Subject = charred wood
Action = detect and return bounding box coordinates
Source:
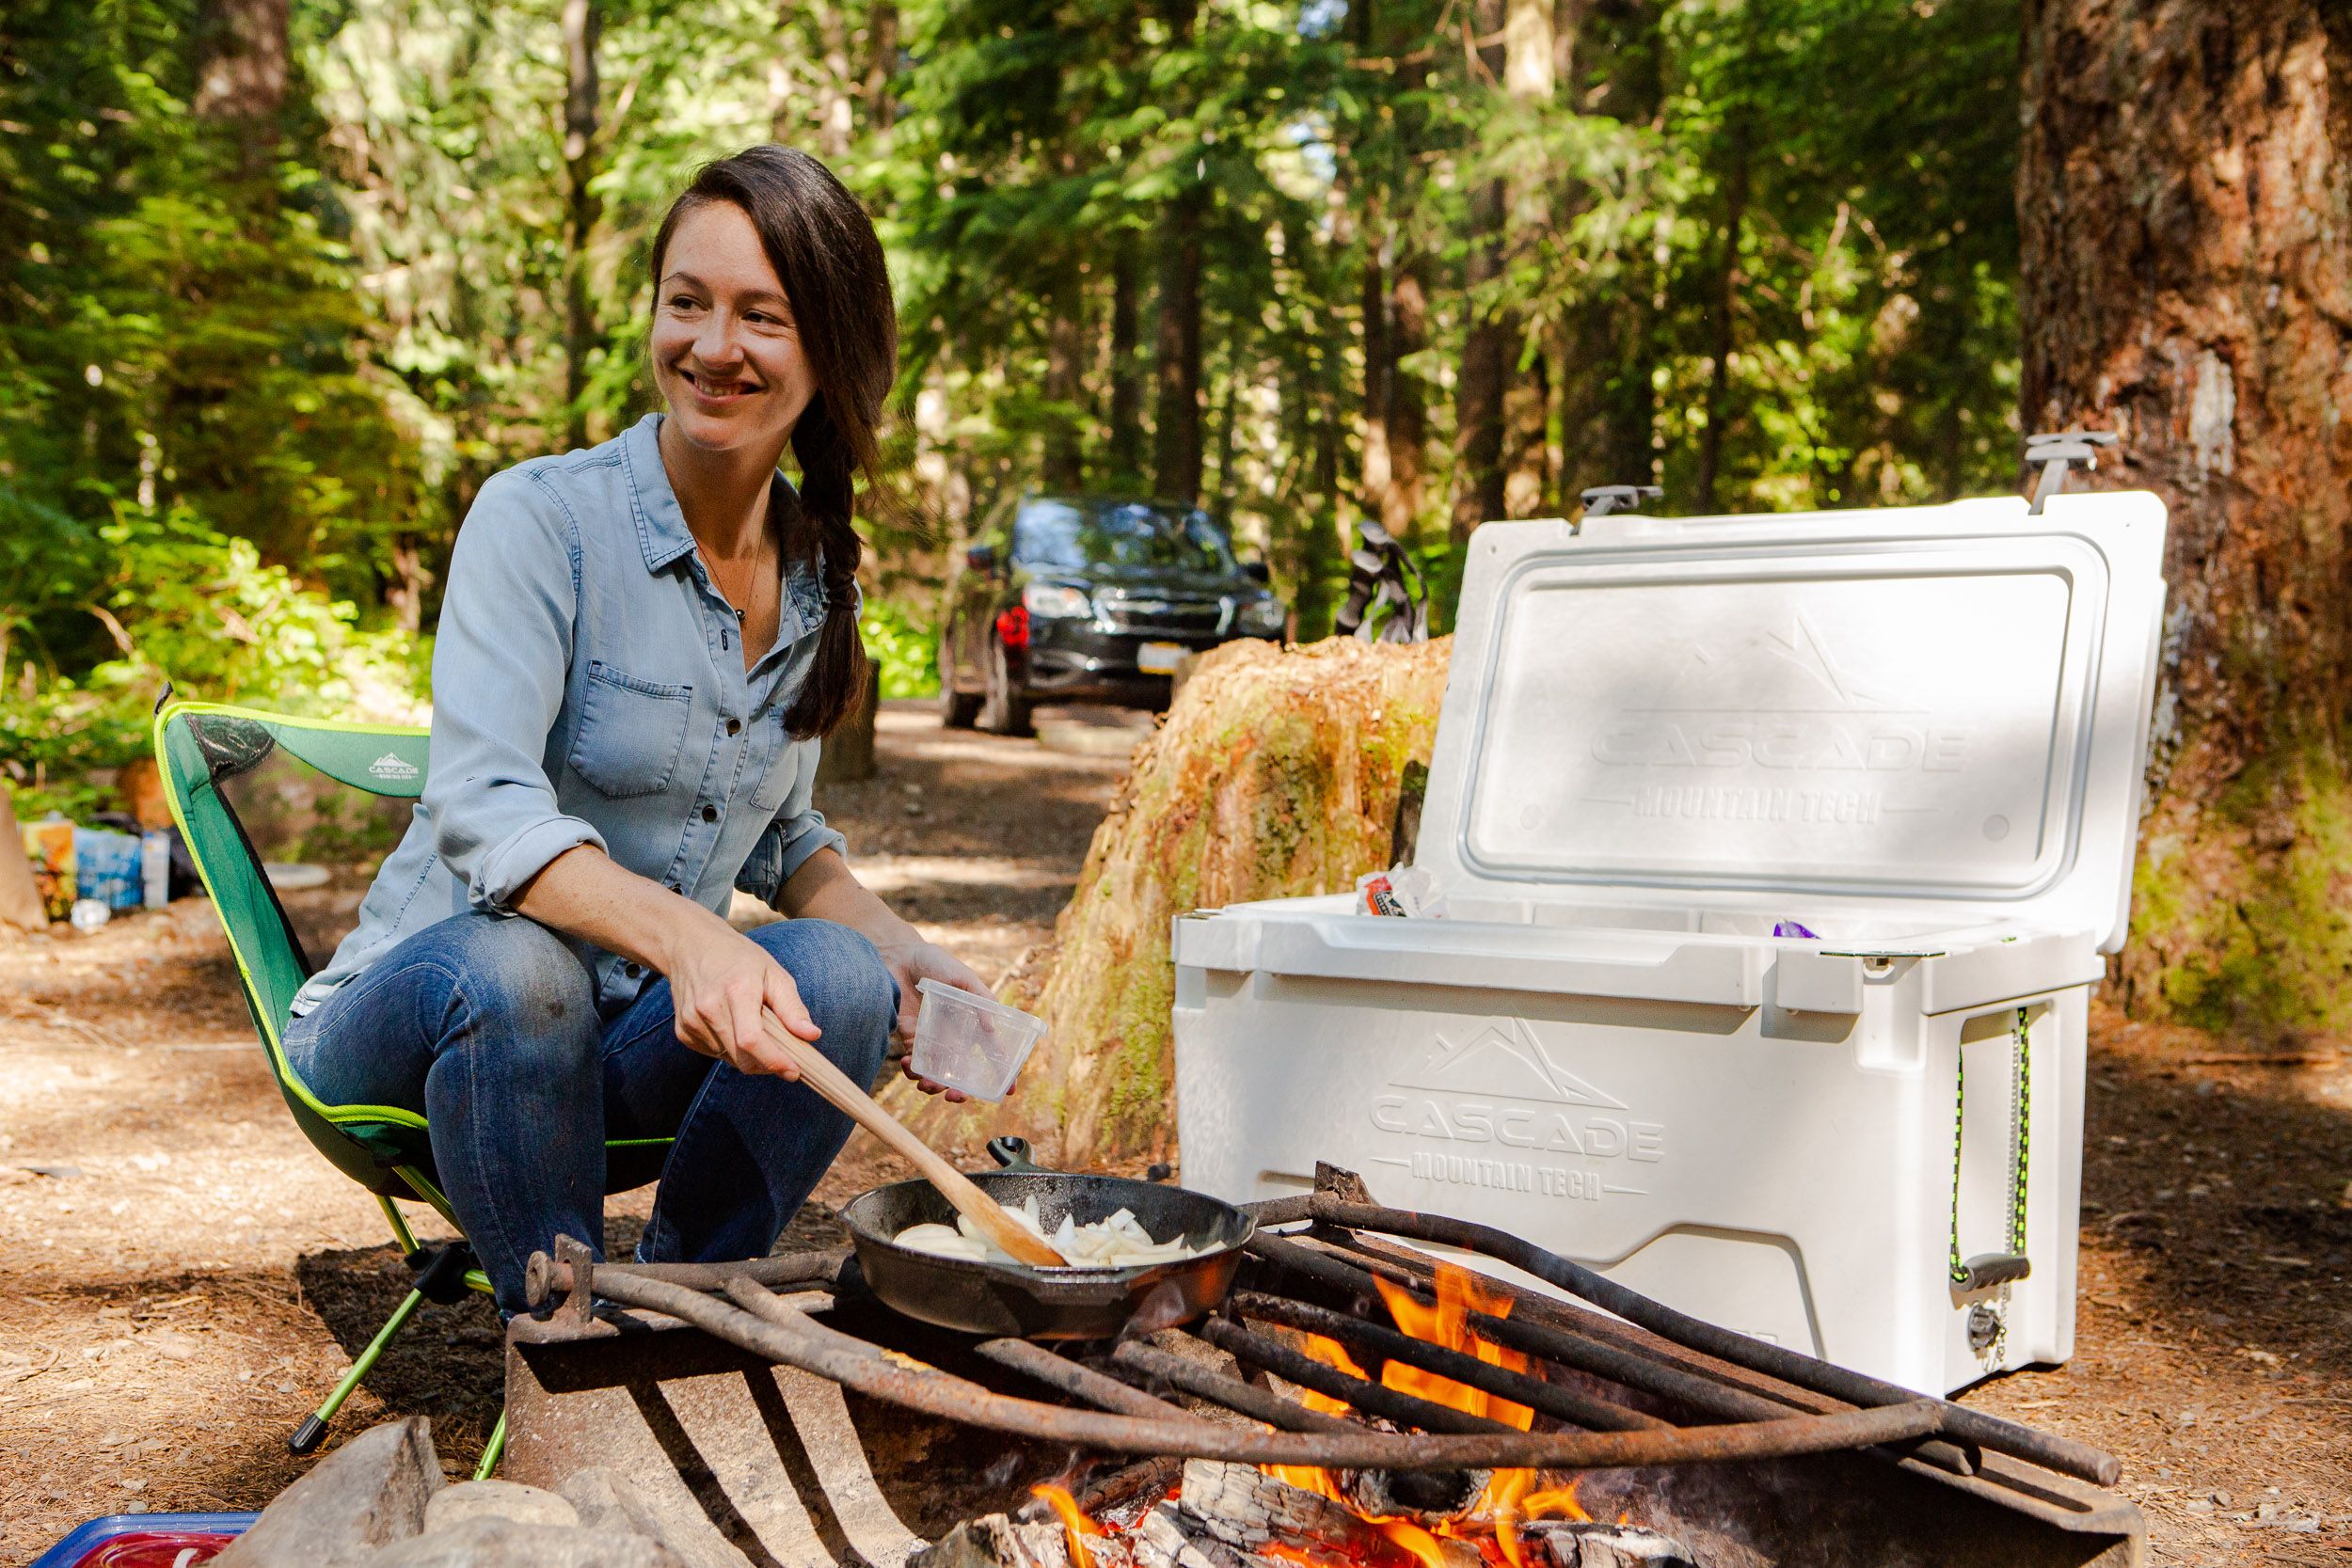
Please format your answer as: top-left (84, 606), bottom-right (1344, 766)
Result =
top-left (1177, 1461), bottom-right (1481, 1568)
top-left (1521, 1521), bottom-right (1696, 1568)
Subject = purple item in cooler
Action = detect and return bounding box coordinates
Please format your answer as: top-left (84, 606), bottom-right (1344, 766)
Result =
top-left (1772, 919), bottom-right (1820, 940)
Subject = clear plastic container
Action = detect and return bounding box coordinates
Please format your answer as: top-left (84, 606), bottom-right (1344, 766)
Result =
top-left (908, 979), bottom-right (1047, 1101)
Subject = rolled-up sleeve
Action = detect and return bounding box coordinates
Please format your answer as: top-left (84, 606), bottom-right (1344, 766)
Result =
top-left (733, 736), bottom-right (848, 906)
top-left (422, 470), bottom-right (607, 915)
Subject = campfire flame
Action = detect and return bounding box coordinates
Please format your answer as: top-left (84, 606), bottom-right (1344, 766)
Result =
top-left (1033, 1483), bottom-right (1105, 1568)
top-left (1257, 1264), bottom-right (1588, 1568)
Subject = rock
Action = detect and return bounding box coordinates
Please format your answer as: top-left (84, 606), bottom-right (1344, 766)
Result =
top-left (560, 1466), bottom-right (752, 1568)
top-left (364, 1515), bottom-right (683, 1568)
top-left (214, 1417), bottom-right (441, 1567)
top-left (424, 1480), bottom-right (580, 1533)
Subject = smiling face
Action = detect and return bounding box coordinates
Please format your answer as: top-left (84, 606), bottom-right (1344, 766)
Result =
top-left (649, 199), bottom-right (817, 457)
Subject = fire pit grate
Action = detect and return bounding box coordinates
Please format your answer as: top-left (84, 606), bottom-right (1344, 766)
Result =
top-left (504, 1168), bottom-right (2144, 1568)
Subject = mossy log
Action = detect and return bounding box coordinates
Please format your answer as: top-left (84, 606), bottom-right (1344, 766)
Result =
top-left (892, 636), bottom-right (1450, 1164)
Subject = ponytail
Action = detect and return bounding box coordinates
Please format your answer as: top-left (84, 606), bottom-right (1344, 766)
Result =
top-left (785, 398), bottom-right (870, 739)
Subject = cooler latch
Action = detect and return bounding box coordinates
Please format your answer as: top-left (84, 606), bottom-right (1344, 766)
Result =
top-left (2025, 430), bottom-right (2118, 515)
top-left (1580, 483), bottom-right (1663, 518)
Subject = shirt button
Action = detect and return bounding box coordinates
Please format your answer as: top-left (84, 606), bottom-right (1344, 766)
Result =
top-left (665, 881), bottom-right (682, 895)
top-left (623, 962), bottom-right (643, 979)
top-left (726, 719), bottom-right (741, 736)
top-left (701, 804), bottom-right (718, 823)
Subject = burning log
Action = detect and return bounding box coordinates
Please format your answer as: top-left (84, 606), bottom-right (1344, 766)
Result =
top-left (1330, 1467), bottom-right (1491, 1523)
top-left (1519, 1522), bottom-right (1697, 1568)
top-left (915, 1513), bottom-right (1138, 1568)
top-left (1178, 1461), bottom-right (1484, 1568)
top-left (1132, 1503), bottom-right (1276, 1568)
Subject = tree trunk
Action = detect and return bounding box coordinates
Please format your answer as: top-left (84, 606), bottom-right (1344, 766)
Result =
top-left (1503, 348), bottom-right (1549, 516)
top-left (1359, 206), bottom-right (1393, 528)
top-left (1502, 0), bottom-right (1557, 517)
top-left (192, 0), bottom-right (289, 126)
top-left (1451, 0), bottom-right (1512, 544)
top-left (1692, 118), bottom-right (1747, 513)
top-left (1108, 239), bottom-right (1146, 486)
top-left (1381, 257), bottom-right (1431, 544)
top-left (815, 2), bottom-right (855, 158)
top-left (1151, 0), bottom-right (1206, 505)
top-left (2020, 0), bottom-right (2352, 1028)
top-left (192, 0), bottom-right (288, 184)
top-left (1044, 263), bottom-right (1086, 490)
top-left (1153, 197), bottom-right (1204, 504)
top-left (865, 2), bottom-right (900, 131)
top-left (562, 0), bottom-right (603, 452)
top-left (961, 638), bottom-right (1453, 1163)
top-left (1452, 183), bottom-right (1509, 540)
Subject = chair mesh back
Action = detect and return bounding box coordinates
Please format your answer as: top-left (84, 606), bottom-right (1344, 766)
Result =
top-left (155, 706), bottom-right (428, 1045)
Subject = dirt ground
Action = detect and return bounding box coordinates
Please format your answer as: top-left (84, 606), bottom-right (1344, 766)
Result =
top-left (1, 701), bottom-right (2348, 1563)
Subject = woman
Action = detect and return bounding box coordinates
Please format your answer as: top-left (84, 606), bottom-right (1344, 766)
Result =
top-left (283, 146), bottom-right (983, 1317)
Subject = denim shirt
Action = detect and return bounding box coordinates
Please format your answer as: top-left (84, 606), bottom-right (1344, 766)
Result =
top-left (293, 412), bottom-right (850, 1019)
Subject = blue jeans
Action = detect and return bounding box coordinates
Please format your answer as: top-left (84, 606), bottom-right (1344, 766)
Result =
top-left (281, 911), bottom-right (897, 1316)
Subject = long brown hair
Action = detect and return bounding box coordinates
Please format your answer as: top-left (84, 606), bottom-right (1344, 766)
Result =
top-left (649, 145), bottom-right (893, 739)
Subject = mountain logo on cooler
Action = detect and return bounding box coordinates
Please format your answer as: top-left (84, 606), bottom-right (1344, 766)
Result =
top-left (1389, 1019), bottom-right (1625, 1109)
top-left (368, 752), bottom-right (421, 781)
top-left (1591, 608), bottom-right (1970, 778)
top-left (1653, 610), bottom-right (1907, 716)
top-left (1372, 1018), bottom-right (1664, 1177)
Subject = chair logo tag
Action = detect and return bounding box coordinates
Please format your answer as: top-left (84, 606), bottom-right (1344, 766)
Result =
top-left (369, 752), bottom-right (421, 781)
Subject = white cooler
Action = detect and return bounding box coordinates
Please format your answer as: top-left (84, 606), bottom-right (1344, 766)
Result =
top-left (1172, 490), bottom-right (2169, 1395)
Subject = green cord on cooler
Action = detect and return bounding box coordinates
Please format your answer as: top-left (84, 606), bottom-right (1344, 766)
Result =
top-left (1949, 1006), bottom-right (2032, 1285)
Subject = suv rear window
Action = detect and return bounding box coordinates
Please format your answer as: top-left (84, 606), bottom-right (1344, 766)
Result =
top-left (1012, 499), bottom-right (1238, 574)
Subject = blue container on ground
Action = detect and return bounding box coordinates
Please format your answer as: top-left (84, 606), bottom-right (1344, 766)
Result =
top-left (27, 1512), bottom-right (257, 1568)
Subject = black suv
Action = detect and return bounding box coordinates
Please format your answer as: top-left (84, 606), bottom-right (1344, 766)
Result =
top-left (938, 496), bottom-right (1286, 735)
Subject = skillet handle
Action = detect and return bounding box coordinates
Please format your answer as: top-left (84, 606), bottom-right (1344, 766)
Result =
top-left (988, 1136), bottom-right (1041, 1172)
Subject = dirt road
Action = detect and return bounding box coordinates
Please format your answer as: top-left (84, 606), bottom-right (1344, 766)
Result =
top-left (1, 703), bottom-right (2347, 1563)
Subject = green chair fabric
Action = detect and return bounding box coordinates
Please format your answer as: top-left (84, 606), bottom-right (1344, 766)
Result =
top-left (151, 699), bottom-right (672, 1226)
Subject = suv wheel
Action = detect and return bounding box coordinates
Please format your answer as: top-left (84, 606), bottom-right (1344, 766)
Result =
top-left (978, 642), bottom-right (1035, 737)
top-left (938, 638), bottom-right (980, 729)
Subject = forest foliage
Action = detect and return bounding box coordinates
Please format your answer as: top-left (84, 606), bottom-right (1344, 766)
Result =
top-left (1, 0), bottom-right (2024, 812)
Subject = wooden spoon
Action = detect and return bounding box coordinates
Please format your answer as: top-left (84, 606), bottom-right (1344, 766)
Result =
top-left (761, 1012), bottom-right (1070, 1267)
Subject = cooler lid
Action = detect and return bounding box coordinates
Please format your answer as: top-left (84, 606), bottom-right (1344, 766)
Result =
top-left (1416, 491), bottom-right (2169, 951)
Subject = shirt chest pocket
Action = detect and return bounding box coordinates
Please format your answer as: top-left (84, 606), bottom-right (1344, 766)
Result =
top-left (747, 712), bottom-right (800, 816)
top-left (569, 660), bottom-right (695, 800)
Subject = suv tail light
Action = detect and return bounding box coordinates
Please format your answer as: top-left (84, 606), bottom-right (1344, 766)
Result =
top-left (995, 606), bottom-right (1030, 648)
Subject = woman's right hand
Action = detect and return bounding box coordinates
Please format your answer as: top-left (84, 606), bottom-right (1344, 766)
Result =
top-left (660, 907), bottom-right (819, 1076)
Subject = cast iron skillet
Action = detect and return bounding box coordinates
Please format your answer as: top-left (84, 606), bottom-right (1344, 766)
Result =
top-left (838, 1138), bottom-right (1255, 1339)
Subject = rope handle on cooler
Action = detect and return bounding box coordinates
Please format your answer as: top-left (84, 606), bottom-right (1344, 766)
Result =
top-left (1948, 1006), bottom-right (2033, 1292)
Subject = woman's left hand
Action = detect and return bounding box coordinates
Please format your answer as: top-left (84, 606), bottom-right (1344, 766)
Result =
top-left (877, 939), bottom-right (990, 1101)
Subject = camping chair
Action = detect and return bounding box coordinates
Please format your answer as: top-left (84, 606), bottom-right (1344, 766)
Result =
top-left (151, 698), bottom-right (673, 1467)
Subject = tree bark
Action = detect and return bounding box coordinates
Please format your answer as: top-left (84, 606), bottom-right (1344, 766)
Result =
top-left (1381, 256), bottom-right (1431, 544)
top-left (1108, 238), bottom-right (1146, 486)
top-left (1153, 195), bottom-right (1205, 503)
top-left (1503, 349), bottom-right (1549, 516)
top-left (1044, 262), bottom-right (1086, 490)
top-left (192, 0), bottom-right (289, 125)
top-left (1451, 0), bottom-right (1512, 543)
top-left (814, 2), bottom-right (855, 158)
top-left (1502, 0), bottom-right (1557, 516)
top-left (2020, 0), bottom-right (2352, 1026)
top-left (192, 0), bottom-right (288, 182)
top-left (1359, 207), bottom-right (1393, 528)
top-left (865, 2), bottom-right (900, 132)
top-left (562, 0), bottom-right (604, 452)
top-left (1692, 116), bottom-right (1748, 513)
top-left (1152, 0), bottom-right (1206, 504)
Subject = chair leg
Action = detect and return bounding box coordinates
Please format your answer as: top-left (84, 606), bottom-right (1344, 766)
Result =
top-left (290, 1285), bottom-right (427, 1454)
top-left (288, 1238), bottom-right (482, 1455)
top-left (473, 1409), bottom-right (508, 1481)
